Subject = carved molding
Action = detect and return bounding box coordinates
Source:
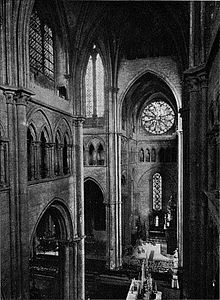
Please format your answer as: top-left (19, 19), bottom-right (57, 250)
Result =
top-left (15, 88), bottom-right (35, 106)
top-left (184, 65), bottom-right (208, 92)
top-left (185, 76), bottom-right (200, 92)
top-left (0, 85), bottom-right (35, 105)
top-left (73, 116), bottom-right (86, 126)
top-left (108, 86), bottom-right (119, 94)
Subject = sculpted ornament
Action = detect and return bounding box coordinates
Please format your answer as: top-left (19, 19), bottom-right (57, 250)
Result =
top-left (186, 76), bottom-right (200, 92)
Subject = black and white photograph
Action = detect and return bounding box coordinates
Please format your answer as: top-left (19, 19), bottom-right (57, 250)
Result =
top-left (0, 1), bottom-right (219, 299)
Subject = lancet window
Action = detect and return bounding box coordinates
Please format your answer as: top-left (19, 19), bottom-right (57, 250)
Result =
top-left (152, 173), bottom-right (162, 211)
top-left (29, 9), bottom-right (54, 80)
top-left (85, 45), bottom-right (105, 118)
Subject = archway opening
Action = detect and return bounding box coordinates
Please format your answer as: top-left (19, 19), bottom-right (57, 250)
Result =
top-left (84, 179), bottom-right (106, 259)
top-left (29, 205), bottom-right (70, 299)
top-left (120, 71), bottom-right (182, 263)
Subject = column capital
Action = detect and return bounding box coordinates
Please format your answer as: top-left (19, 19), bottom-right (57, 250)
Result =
top-left (73, 116), bottom-right (86, 126)
top-left (0, 85), bottom-right (17, 104)
top-left (15, 87), bottom-right (35, 106)
top-left (184, 64), bottom-right (208, 91)
top-left (185, 76), bottom-right (200, 92)
top-left (198, 72), bottom-right (208, 88)
top-left (0, 85), bottom-right (35, 105)
top-left (108, 86), bottom-right (119, 94)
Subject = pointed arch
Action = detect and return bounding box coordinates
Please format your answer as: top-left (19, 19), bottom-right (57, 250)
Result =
top-left (84, 44), bottom-right (105, 118)
top-left (139, 148), bottom-right (144, 162)
top-left (97, 143), bottom-right (105, 166)
top-left (55, 130), bottom-right (61, 176)
top-left (96, 53), bottom-right (104, 117)
top-left (40, 128), bottom-right (50, 179)
top-left (27, 127), bottom-right (34, 181)
top-left (29, 199), bottom-right (74, 299)
top-left (146, 148), bottom-right (150, 162)
top-left (88, 143), bottom-right (96, 165)
top-left (84, 179), bottom-right (106, 234)
top-left (63, 135), bottom-right (68, 175)
top-left (151, 148), bottom-right (156, 162)
top-left (85, 55), bottom-right (93, 117)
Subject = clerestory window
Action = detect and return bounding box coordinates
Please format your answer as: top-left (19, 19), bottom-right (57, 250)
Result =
top-left (29, 9), bottom-right (54, 81)
top-left (85, 45), bottom-right (104, 118)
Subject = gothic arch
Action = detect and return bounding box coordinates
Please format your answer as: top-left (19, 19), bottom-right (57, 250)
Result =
top-left (84, 177), bottom-right (106, 199)
top-left (30, 198), bottom-right (74, 255)
top-left (29, 198), bottom-right (74, 299)
top-left (84, 178), bottom-right (106, 236)
top-left (27, 108), bottom-right (53, 142)
top-left (54, 117), bottom-right (72, 144)
top-left (119, 69), bottom-right (182, 112)
top-left (39, 126), bottom-right (51, 143)
top-left (27, 123), bottom-right (37, 141)
top-left (86, 136), bottom-right (105, 150)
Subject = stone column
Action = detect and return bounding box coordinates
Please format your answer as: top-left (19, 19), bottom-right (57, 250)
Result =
top-left (184, 68), bottom-right (208, 298)
top-left (186, 75), bottom-right (200, 298)
top-left (74, 116), bottom-right (85, 300)
top-left (198, 72), bottom-right (208, 297)
top-left (49, 143), bottom-right (55, 178)
top-left (2, 87), bottom-right (18, 298)
top-left (34, 141), bottom-right (40, 180)
top-left (179, 95), bottom-right (190, 299)
top-left (15, 88), bottom-right (34, 299)
top-left (107, 86), bottom-right (122, 269)
top-left (177, 129), bottom-right (183, 267)
top-left (59, 144), bottom-right (64, 176)
top-left (67, 145), bottom-right (72, 173)
top-left (0, 141), bottom-right (6, 185)
top-left (30, 141), bottom-right (35, 181)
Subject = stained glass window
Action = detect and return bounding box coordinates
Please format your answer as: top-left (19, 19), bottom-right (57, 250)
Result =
top-left (141, 101), bottom-right (175, 134)
top-left (29, 10), bottom-right (54, 80)
top-left (85, 56), bottom-right (93, 117)
top-left (96, 54), bottom-right (104, 117)
top-left (85, 46), bottom-right (104, 118)
top-left (153, 173), bottom-right (162, 210)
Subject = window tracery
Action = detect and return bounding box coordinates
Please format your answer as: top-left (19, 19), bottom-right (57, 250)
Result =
top-left (153, 173), bottom-right (162, 211)
top-left (29, 9), bottom-right (54, 80)
top-left (141, 100), bottom-right (175, 134)
top-left (85, 45), bottom-right (105, 118)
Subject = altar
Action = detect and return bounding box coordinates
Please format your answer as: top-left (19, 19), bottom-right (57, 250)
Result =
top-left (126, 277), bottom-right (162, 300)
top-left (125, 239), bottom-right (179, 299)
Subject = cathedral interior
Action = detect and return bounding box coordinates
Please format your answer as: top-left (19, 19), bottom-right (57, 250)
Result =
top-left (0, 1), bottom-right (219, 300)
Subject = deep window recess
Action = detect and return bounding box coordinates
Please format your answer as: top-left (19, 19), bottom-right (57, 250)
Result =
top-left (29, 10), bottom-right (54, 80)
top-left (146, 149), bottom-right (150, 162)
top-left (55, 136), bottom-right (60, 176)
top-left (63, 137), bottom-right (68, 175)
top-left (40, 131), bottom-right (48, 179)
top-left (27, 128), bottom-right (34, 181)
top-left (85, 45), bottom-right (104, 118)
top-left (89, 144), bottom-right (96, 165)
top-left (97, 144), bottom-right (104, 165)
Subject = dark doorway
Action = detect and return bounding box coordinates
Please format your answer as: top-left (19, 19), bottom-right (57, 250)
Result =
top-left (84, 179), bottom-right (106, 259)
top-left (84, 180), bottom-right (106, 235)
top-left (30, 207), bottom-right (66, 299)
